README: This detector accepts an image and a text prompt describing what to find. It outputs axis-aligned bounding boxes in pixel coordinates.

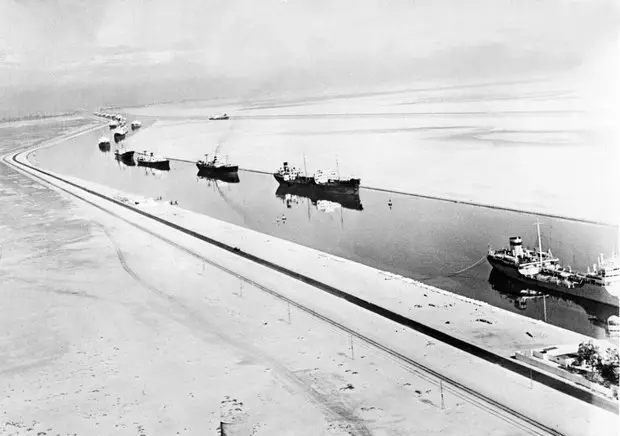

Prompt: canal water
[32,120,619,338]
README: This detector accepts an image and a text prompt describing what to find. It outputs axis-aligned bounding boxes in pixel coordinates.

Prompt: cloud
[0,0,618,115]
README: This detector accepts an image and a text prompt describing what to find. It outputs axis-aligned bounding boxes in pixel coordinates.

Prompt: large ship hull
[137,159,170,171]
[196,163,239,174]
[487,256,619,307]
[273,174,360,193]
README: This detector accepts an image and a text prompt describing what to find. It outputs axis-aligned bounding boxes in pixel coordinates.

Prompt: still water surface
[32,121,619,338]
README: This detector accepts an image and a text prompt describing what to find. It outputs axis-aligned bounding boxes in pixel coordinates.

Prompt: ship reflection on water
[140,166,169,177]
[98,142,111,153]
[489,269,545,311]
[196,169,240,184]
[275,184,363,211]
[488,269,618,329]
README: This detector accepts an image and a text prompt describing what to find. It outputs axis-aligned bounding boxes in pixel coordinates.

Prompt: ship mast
[536,220,543,267]
[303,153,308,177]
[336,157,340,179]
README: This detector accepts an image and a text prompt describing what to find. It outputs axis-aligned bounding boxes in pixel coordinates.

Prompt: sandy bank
[32,168,606,357]
[12,147,619,434]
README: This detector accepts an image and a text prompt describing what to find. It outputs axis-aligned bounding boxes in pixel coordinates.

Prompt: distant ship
[113,127,127,142]
[209,113,229,120]
[131,120,142,130]
[135,151,170,170]
[487,223,620,307]
[196,154,238,174]
[275,184,363,211]
[114,148,135,164]
[273,161,360,193]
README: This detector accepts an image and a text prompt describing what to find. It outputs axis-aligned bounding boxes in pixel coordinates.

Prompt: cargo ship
[196,154,238,175]
[209,113,229,120]
[273,161,360,193]
[135,151,170,170]
[488,223,620,307]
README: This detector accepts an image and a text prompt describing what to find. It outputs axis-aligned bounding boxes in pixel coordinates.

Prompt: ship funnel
[509,236,523,257]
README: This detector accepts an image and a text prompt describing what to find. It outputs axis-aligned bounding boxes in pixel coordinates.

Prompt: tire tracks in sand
[99,225,372,436]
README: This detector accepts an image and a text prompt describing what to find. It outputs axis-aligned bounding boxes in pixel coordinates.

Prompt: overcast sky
[0,0,618,115]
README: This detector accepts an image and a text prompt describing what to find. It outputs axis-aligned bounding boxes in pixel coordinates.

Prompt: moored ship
[135,151,170,170]
[488,224,620,307]
[209,113,229,120]
[113,126,127,142]
[273,161,360,193]
[196,154,238,174]
[109,120,119,129]
[131,120,142,130]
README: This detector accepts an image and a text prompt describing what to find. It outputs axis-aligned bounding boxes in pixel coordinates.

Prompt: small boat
[135,151,170,170]
[209,113,229,120]
[131,120,142,130]
[109,120,119,129]
[98,136,110,146]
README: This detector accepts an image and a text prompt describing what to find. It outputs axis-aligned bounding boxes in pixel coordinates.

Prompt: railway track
[3,147,604,436]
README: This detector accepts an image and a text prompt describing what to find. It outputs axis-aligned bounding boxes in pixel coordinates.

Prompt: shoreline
[11,139,619,413]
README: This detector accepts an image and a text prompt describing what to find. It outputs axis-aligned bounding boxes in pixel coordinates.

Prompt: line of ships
[94,112,619,309]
